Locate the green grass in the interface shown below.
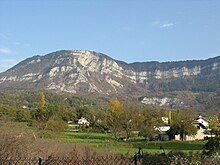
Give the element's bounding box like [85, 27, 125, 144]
[55, 131, 206, 155]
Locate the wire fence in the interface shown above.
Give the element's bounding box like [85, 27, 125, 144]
[0, 147, 143, 165]
[0, 155, 141, 165]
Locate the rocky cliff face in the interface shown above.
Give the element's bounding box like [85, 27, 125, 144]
[0, 50, 220, 101]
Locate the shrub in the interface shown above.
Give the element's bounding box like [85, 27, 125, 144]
[204, 137, 220, 152]
[46, 119, 68, 132]
[142, 153, 169, 165]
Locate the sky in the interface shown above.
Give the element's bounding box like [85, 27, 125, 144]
[0, 0, 220, 72]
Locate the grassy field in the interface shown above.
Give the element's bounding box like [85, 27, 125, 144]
[56, 131, 206, 155]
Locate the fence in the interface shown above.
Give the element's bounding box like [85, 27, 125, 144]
[0, 148, 143, 165]
[0, 155, 142, 165]
[0, 147, 143, 165]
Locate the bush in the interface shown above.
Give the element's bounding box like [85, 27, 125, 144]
[204, 137, 220, 152]
[0, 121, 37, 160]
[142, 153, 169, 165]
[46, 119, 68, 132]
[142, 151, 220, 165]
[167, 151, 192, 165]
[89, 122, 108, 133]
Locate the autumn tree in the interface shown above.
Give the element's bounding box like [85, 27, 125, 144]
[39, 92, 46, 111]
[32, 92, 51, 130]
[35, 92, 49, 122]
[107, 99, 132, 140]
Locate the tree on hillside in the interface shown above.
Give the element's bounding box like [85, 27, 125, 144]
[32, 92, 51, 130]
[39, 92, 46, 111]
[30, 93, 69, 132]
[107, 99, 137, 140]
[207, 114, 220, 137]
[16, 108, 31, 122]
[204, 114, 220, 153]
[139, 107, 164, 140]
[167, 109, 197, 141]
[36, 92, 49, 122]
[76, 106, 92, 121]
[91, 110, 108, 133]
[0, 104, 17, 121]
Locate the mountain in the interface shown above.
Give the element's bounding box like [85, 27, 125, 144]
[0, 50, 220, 112]
[0, 50, 143, 96]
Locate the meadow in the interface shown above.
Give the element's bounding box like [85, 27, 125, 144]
[2, 121, 219, 165]
[56, 131, 206, 156]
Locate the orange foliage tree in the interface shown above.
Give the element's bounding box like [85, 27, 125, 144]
[107, 99, 133, 140]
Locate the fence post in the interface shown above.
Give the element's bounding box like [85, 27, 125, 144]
[134, 147, 143, 165]
[134, 154, 137, 165]
[39, 158, 42, 165]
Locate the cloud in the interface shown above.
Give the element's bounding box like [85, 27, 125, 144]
[160, 23, 174, 28]
[151, 21, 175, 28]
[0, 48, 12, 54]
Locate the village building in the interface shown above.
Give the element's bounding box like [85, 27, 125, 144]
[77, 117, 90, 126]
[67, 117, 90, 132]
[156, 115, 212, 141]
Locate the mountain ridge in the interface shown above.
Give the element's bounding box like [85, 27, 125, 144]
[0, 50, 220, 112]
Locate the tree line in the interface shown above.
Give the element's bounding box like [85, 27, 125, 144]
[2, 91, 219, 142]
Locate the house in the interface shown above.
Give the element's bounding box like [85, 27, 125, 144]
[78, 117, 90, 126]
[174, 116, 211, 141]
[156, 115, 211, 141]
[154, 126, 170, 141]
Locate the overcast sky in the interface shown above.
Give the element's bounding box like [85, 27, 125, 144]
[0, 0, 220, 72]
